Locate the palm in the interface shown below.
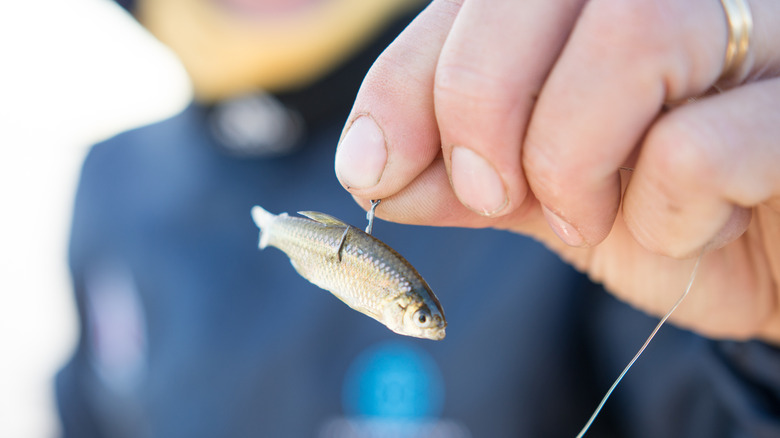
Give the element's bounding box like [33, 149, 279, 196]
[508, 202, 780, 343]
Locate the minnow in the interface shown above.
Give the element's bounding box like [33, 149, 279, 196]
[250, 205, 446, 340]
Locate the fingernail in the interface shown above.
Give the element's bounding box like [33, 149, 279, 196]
[451, 146, 507, 216]
[541, 205, 586, 247]
[335, 116, 387, 189]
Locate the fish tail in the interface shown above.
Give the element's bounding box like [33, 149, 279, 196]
[251, 205, 274, 249]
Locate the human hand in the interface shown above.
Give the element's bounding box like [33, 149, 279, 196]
[334, 0, 780, 343]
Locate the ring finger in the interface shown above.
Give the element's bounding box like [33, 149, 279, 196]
[523, 0, 780, 248]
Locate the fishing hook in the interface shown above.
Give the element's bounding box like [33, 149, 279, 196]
[365, 199, 381, 234]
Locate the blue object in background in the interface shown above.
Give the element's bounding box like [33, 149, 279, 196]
[342, 342, 444, 420]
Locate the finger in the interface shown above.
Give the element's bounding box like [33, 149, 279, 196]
[736, 0, 780, 83]
[433, 0, 586, 217]
[623, 77, 780, 258]
[352, 158, 482, 227]
[523, 0, 780, 248]
[334, 0, 462, 199]
[351, 155, 541, 230]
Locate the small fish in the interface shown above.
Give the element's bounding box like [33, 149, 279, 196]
[251, 205, 446, 340]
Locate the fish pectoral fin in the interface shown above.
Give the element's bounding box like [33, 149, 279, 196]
[297, 211, 349, 227]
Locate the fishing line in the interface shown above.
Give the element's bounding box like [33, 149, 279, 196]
[575, 247, 706, 438]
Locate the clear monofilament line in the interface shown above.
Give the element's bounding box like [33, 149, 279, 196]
[575, 248, 706, 438]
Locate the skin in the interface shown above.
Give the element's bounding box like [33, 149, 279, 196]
[334, 0, 780, 344]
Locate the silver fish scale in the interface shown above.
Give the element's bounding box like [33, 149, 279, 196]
[265, 215, 420, 317]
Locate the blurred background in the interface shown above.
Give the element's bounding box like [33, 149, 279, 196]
[0, 0, 190, 435]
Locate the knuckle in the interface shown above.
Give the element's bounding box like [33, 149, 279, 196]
[582, 0, 663, 46]
[581, 0, 715, 96]
[644, 114, 719, 192]
[364, 50, 429, 101]
[523, 133, 587, 204]
[579, 0, 677, 70]
[433, 61, 517, 115]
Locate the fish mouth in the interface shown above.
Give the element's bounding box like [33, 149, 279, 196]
[389, 325, 446, 341]
[421, 323, 446, 341]
[421, 316, 447, 341]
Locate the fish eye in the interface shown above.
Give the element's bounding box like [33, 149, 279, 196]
[413, 309, 432, 328]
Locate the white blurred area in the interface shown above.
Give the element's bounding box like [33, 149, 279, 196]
[0, 0, 191, 436]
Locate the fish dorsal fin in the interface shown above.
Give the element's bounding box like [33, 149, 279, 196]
[298, 211, 349, 227]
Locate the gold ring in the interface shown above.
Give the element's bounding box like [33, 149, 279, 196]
[718, 0, 753, 83]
